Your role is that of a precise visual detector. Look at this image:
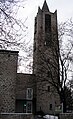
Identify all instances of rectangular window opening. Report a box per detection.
[27,101,32,113]
[45,14,51,46]
[15,100,32,113]
[49,104,52,110]
[45,14,51,33]
[26,88,33,100]
[48,86,50,92]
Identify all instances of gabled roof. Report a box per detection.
[42,0,49,12]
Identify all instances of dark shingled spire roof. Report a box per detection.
[38,6,42,13]
[42,0,49,12]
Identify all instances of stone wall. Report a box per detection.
[0,50,18,113]
[59,113,73,119]
[16,73,36,99]
[0,113,33,119]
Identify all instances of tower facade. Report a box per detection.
[33,0,60,114]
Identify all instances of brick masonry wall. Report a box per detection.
[59,113,73,119]
[0,50,18,113]
[16,73,36,100]
[0,113,33,119]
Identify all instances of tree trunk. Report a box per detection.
[63,99,66,113]
[59,89,66,113]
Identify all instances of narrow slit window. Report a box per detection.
[49,104,52,110]
[26,88,33,100]
[48,86,50,92]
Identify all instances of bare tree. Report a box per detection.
[0,0,33,73]
[34,19,73,113]
[51,20,73,112]
[0,0,25,48]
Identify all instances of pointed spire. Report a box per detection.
[38,6,42,13]
[42,0,49,12]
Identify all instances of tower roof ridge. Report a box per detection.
[42,0,49,12]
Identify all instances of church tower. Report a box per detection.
[33,0,60,114]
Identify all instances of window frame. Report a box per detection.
[23,101,32,113]
[27,101,32,113]
[26,88,33,100]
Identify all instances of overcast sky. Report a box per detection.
[18,0,73,72]
[19,0,73,42]
[25,0,73,21]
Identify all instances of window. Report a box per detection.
[49,104,52,110]
[48,86,50,92]
[27,101,32,113]
[24,103,27,113]
[45,14,51,33]
[45,14,51,46]
[26,88,33,100]
[23,101,32,113]
[15,100,32,113]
